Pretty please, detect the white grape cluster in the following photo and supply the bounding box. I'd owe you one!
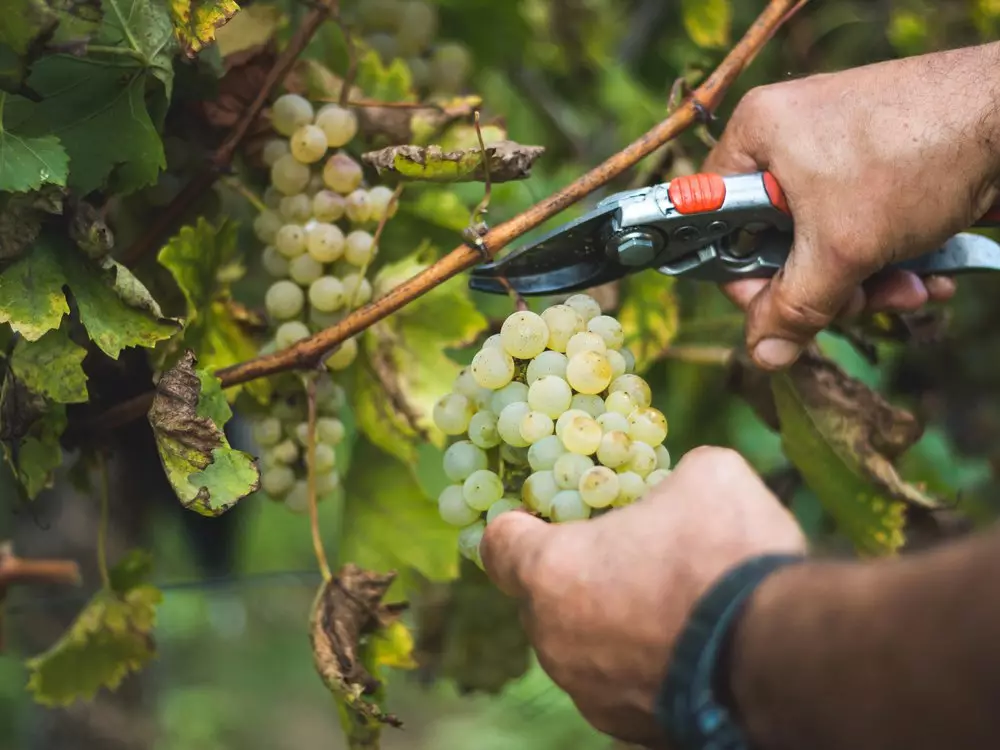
[433,294,672,567]
[348,0,472,96]
[253,92,398,372]
[251,376,347,513]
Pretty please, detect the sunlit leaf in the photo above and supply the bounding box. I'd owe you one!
[618,273,679,373]
[680,0,731,48]
[355,48,413,102]
[9,326,88,404]
[0,236,70,341]
[168,0,240,57]
[26,550,162,706]
[369,620,417,671]
[363,140,545,183]
[148,351,261,516]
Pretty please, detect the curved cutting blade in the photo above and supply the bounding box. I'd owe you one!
[892,232,1000,276]
[468,204,619,296]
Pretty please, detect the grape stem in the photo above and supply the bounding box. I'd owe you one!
[118,0,343,267]
[78,0,804,436]
[306,373,333,582]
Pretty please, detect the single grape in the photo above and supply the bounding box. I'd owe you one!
[443,440,489,482]
[345,189,372,223]
[616,471,646,506]
[315,104,358,147]
[500,311,549,359]
[497,401,531,448]
[275,224,306,258]
[309,276,345,313]
[570,393,605,418]
[271,153,311,195]
[271,93,314,136]
[655,444,672,470]
[523,470,559,515]
[554,409,593,440]
[367,185,398,221]
[344,230,376,266]
[486,497,523,525]
[566,350,613,395]
[316,378,347,414]
[541,304,585,352]
[551,490,591,522]
[429,42,472,94]
[579,466,619,509]
[561,414,602,455]
[407,55,430,89]
[587,315,625,349]
[628,406,669,446]
[284,481,310,514]
[491,381,529,415]
[526,351,568,384]
[276,320,311,349]
[261,465,295,497]
[279,193,312,223]
[310,309,344,330]
[262,246,290,278]
[306,223,345,263]
[294,421,311,446]
[605,390,637,417]
[468,410,501,449]
[453,368,493,409]
[463,469,504,511]
[482,333,503,349]
[527,375,572,419]
[566,331,608,359]
[646,469,672,488]
[439,484,482,526]
[625,441,657,477]
[289,254,323,286]
[366,31,399,62]
[265,280,305,320]
[270,439,299,465]
[527,434,566,472]
[434,393,474,435]
[309,443,337,473]
[597,430,632,469]
[262,138,290,167]
[457,520,486,563]
[263,186,282,209]
[620,347,636,373]
[553,452,594,490]
[607,349,628,379]
[597,411,630,433]
[520,411,555,444]
[253,210,282,243]
[317,417,345,445]
[323,152,363,194]
[290,124,328,163]
[341,273,373,307]
[316,471,340,495]
[609,374,652,408]
[395,0,438,55]
[312,190,346,222]
[318,339,353,372]
[252,417,283,447]
[564,293,602,322]
[471,347,515,390]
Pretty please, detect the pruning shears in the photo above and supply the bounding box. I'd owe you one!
[468,171,1000,296]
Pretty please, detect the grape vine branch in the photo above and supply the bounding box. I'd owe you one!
[83,0,803,436]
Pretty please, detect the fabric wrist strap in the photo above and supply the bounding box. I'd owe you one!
[655,553,806,750]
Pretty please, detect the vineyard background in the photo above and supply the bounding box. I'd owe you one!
[2,0,1000,749]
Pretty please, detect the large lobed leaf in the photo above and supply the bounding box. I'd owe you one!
[148,351,260,516]
[26,550,163,706]
[9,326,88,403]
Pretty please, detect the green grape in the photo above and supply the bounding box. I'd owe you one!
[605,390,637,417]
[434,393,474,435]
[429,42,472,94]
[262,245,287,279]
[265,280,305,320]
[271,153,311,195]
[597,411,629,433]
[395,0,438,55]
[341,273,373,307]
[289,253,323,286]
[294,422,311,446]
[261,465,295,497]
[252,417,283,447]
[497,401,531,448]
[628,406,668,446]
[526,350,568,384]
[570,393,605,418]
[625,441,657,477]
[253,210,282,244]
[316,378,347,414]
[609,374,652,408]
[316,471,340,495]
[367,185,398,221]
[471,346,515,390]
[519,411,554,444]
[527,434,566,472]
[615,471,646,506]
[365,31,399,62]
[490,381,529,415]
[579,466,619,509]
[457,520,486,564]
[345,189,372,223]
[309,443,337,473]
[307,223,345,263]
[344,230,376,265]
[655,444,672,470]
[551,490,591,522]
[323,152,363,194]
[587,315,625,349]
[309,276,345,312]
[279,193,312,223]
[271,93,314,136]
[554,408,592,439]
[500,310,549,359]
[527,375,572,419]
[566,350,613,395]
[444,440,489,482]
[290,124,328,163]
[312,190,347,222]
[486,497,523,524]
[553,452,594,490]
[453,368,493,410]
[607,349,627,379]
[276,320,311,349]
[566,331,608,358]
[482,334,503,349]
[318,417,345,445]
[407,56,431,89]
[564,293,602,322]
[500,443,529,466]
[263,186,282,209]
[270,439,299,464]
[324,337,358,371]
[522,470,559,515]
[284,481,310,513]
[541,304,585,352]
[560,414,602,455]
[439,484,482,526]
[275,224,307,258]
[261,138,290,167]
[620,347,636,373]
[315,104,358,148]
[646,469,672,489]
[463,469,504,511]
[468,410,501,449]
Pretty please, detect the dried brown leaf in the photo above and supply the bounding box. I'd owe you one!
[362,140,545,183]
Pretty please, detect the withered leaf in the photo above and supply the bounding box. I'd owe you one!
[362,140,545,183]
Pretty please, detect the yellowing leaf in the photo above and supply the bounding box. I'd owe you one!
[148,351,261,516]
[618,272,679,373]
[0,236,70,341]
[9,326,88,404]
[370,620,417,671]
[26,550,162,706]
[215,2,282,57]
[771,350,941,556]
[362,140,545,183]
[355,48,413,102]
[169,0,240,57]
[681,0,731,48]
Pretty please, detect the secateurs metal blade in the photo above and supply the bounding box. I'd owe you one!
[468,171,1000,297]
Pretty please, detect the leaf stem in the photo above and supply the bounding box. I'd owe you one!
[84,44,149,63]
[96,452,111,590]
[349,185,403,311]
[306,375,332,582]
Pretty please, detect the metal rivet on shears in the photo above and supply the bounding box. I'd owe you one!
[608,230,660,266]
[674,226,700,241]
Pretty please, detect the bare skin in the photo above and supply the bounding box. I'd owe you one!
[481,41,1000,750]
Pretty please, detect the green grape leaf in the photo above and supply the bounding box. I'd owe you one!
[771,349,943,556]
[148,351,261,516]
[362,140,545,183]
[157,217,267,402]
[680,0,731,48]
[341,437,460,595]
[9,326,88,404]
[0,237,70,341]
[355,48,413,102]
[618,272,679,373]
[1,397,66,499]
[354,251,488,465]
[99,0,176,92]
[0,0,59,54]
[403,188,473,233]
[0,94,69,193]
[26,550,162,706]
[168,0,240,58]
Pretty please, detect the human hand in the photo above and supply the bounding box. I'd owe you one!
[479,447,807,746]
[703,41,1000,371]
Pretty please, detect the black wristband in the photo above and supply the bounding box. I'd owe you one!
[655,553,806,750]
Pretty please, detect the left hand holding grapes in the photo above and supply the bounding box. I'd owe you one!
[480,446,807,746]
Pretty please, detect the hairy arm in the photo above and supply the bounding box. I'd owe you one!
[728,525,1000,750]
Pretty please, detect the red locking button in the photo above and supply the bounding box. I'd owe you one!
[668,173,727,215]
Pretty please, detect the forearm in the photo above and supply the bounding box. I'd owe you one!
[725,524,1000,750]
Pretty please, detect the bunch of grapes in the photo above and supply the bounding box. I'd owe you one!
[433,293,672,568]
[347,0,473,96]
[250,376,348,513]
[253,92,399,373]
